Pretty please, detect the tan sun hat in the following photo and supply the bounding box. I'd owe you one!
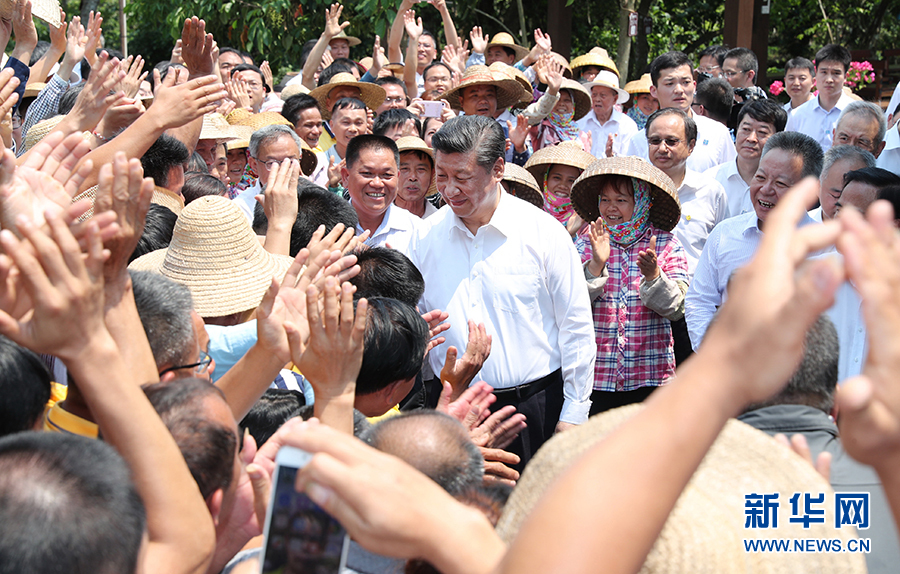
[1,0,61,26]
[384,62,405,77]
[225,125,254,151]
[524,140,595,186]
[358,57,373,72]
[199,113,238,142]
[231,111,292,131]
[569,46,620,79]
[308,72,386,120]
[584,69,629,105]
[22,114,64,153]
[502,163,542,208]
[625,73,653,95]
[558,78,592,121]
[485,32,530,62]
[151,186,185,216]
[442,65,525,112]
[396,136,437,196]
[23,82,46,99]
[570,156,680,231]
[496,404,867,574]
[128,195,294,318]
[280,82,309,101]
[549,51,573,79]
[488,62,533,107]
[330,29,361,47]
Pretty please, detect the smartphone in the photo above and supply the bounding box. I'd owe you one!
[421,100,444,118]
[260,446,350,574]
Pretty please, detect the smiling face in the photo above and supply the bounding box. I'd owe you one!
[545,164,582,198]
[376,84,407,115]
[434,149,503,232]
[423,65,452,100]
[293,107,324,148]
[417,35,437,67]
[398,150,434,205]
[553,90,574,116]
[650,64,695,112]
[226,148,248,184]
[459,85,498,117]
[590,85,617,121]
[486,46,516,66]
[331,106,368,151]
[343,146,399,224]
[749,148,804,223]
[735,116,776,162]
[634,93,658,117]
[785,67,814,101]
[598,177,636,225]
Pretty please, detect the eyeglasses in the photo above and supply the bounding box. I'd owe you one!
[648,137,684,148]
[255,157,301,170]
[698,65,720,74]
[159,349,213,376]
[244,81,263,90]
[723,70,749,79]
[384,96,407,104]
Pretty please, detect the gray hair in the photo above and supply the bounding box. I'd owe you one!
[431,115,505,170]
[130,271,196,370]
[835,101,887,150]
[761,131,824,179]
[248,124,303,159]
[821,144,876,181]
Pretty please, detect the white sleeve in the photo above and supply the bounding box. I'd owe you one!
[684,226,724,350]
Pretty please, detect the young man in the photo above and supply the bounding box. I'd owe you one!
[229,64,268,113]
[785,44,854,150]
[696,45,728,78]
[783,57,815,117]
[721,47,767,102]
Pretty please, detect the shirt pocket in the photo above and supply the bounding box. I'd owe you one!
[485,265,542,314]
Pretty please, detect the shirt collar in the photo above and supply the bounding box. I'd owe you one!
[448,186,509,238]
[884,124,900,151]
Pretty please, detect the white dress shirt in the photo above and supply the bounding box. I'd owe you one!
[876,124,900,176]
[673,169,729,275]
[407,190,596,424]
[826,278,866,384]
[624,112,736,172]
[353,202,423,255]
[233,180,263,222]
[785,92,854,150]
[577,108,639,158]
[704,159,753,219]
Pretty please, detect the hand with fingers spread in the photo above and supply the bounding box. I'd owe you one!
[587,218,610,276]
[82,11,103,66]
[323,3,350,40]
[420,308,449,355]
[507,113,528,154]
[225,76,252,111]
[150,69,226,130]
[258,158,300,256]
[47,9,67,53]
[55,51,125,135]
[404,9,423,42]
[437,380,493,426]
[94,97,144,140]
[469,26,487,54]
[119,55,148,98]
[470,405,527,450]
[180,17,217,78]
[10,0,38,64]
[327,156,342,188]
[440,320,491,401]
[59,15,88,81]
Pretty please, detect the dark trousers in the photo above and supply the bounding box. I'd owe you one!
[589,385,657,417]
[671,317,694,366]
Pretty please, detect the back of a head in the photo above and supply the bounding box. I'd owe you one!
[141,133,190,187]
[877,185,900,220]
[821,144,876,181]
[723,47,758,78]
[737,99,788,132]
[650,51,692,85]
[431,115,505,168]
[130,204,177,263]
[843,166,900,193]
[240,389,306,447]
[131,270,195,371]
[762,131,824,178]
[373,108,420,137]
[182,173,227,204]
[345,133,400,170]
[0,432,146,574]
[350,246,425,307]
[815,44,852,72]
[838,101,887,149]
[694,77,733,124]
[282,93,321,126]
[357,297,428,396]
[363,410,483,496]
[0,337,51,436]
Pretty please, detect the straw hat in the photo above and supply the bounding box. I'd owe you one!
[22,115,64,153]
[549,52,573,79]
[570,156,680,232]
[502,163,542,208]
[584,69,629,105]
[231,111,292,131]
[524,141,595,185]
[396,136,437,196]
[569,46,620,78]
[358,57,373,72]
[557,78,592,121]
[384,62,405,76]
[1,0,61,26]
[308,73,386,120]
[625,73,653,95]
[151,186,184,216]
[199,113,238,142]
[128,195,294,318]
[496,404,867,574]
[442,65,525,112]
[280,83,309,101]
[225,125,254,151]
[488,62,533,107]
[330,29,361,47]
[23,82,46,99]
[485,32,530,62]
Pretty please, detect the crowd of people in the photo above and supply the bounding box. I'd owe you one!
[3,0,900,572]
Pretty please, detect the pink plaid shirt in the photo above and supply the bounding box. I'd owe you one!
[591,226,689,392]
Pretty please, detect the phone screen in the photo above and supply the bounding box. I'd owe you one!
[260,464,348,574]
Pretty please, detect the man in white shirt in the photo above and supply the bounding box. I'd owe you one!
[706,100,787,218]
[624,51,735,172]
[785,44,854,150]
[685,131,823,348]
[342,135,422,253]
[407,115,595,466]
[235,125,306,221]
[878,119,900,175]
[576,69,638,157]
[811,145,875,222]
[782,57,816,118]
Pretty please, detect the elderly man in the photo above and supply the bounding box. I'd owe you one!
[811,144,876,222]
[576,69,638,157]
[624,51,735,172]
[832,101,886,157]
[233,125,305,221]
[686,131,823,348]
[408,115,595,467]
[785,44,854,150]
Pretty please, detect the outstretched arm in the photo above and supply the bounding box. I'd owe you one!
[302,3,349,90]
[387,0,415,64]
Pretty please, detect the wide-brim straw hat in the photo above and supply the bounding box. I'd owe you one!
[524,140,595,185]
[23,115,64,152]
[230,112,317,176]
[443,65,525,112]
[585,69,629,105]
[571,156,680,232]
[330,29,361,47]
[486,32,530,62]
[384,62,405,76]
[128,195,294,318]
[625,73,653,95]
[151,186,184,216]
[308,73,386,120]
[199,113,238,142]
[569,46,620,78]
[1,0,61,25]
[558,78,592,121]
[23,82,46,99]
[502,163,542,208]
[489,62,533,107]
[280,82,309,101]
[496,404,867,574]
[550,52,573,79]
[225,125,254,151]
[396,136,437,196]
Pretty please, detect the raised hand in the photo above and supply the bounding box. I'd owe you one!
[0,69,20,126]
[180,17,217,77]
[469,26,487,54]
[533,28,552,54]
[637,235,659,280]
[62,51,125,134]
[470,405,526,450]
[324,3,350,39]
[421,308,449,354]
[47,9,67,53]
[119,55,148,98]
[10,0,38,63]
[506,113,528,154]
[403,9,423,42]
[257,158,300,256]
[151,68,226,130]
[260,60,274,92]
[587,218,610,275]
[61,16,88,74]
[440,320,491,400]
[225,76,252,110]
[82,11,103,66]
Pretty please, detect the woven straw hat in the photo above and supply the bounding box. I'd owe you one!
[128,195,294,318]
[569,46,620,78]
[309,73,386,120]
[496,404,867,574]
[396,136,437,196]
[225,125,254,151]
[625,73,653,95]
[549,52,573,79]
[443,65,525,112]
[358,57,373,72]
[151,186,184,216]
[524,140,595,185]
[280,82,309,101]
[1,0,61,25]
[502,163,542,208]
[485,32,530,62]
[557,78,592,121]
[384,62,405,76]
[22,115,64,153]
[585,69,629,105]
[199,113,239,142]
[488,62,533,107]
[23,82,46,99]
[571,156,680,232]
[330,29,361,47]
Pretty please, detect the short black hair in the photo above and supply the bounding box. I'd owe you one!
[723,47,759,77]
[331,96,367,119]
[762,131,824,179]
[281,94,321,126]
[0,336,51,436]
[130,204,177,263]
[131,270,195,370]
[357,298,428,395]
[318,59,357,86]
[58,83,84,114]
[698,44,730,67]
[423,61,453,81]
[645,107,698,143]
[182,173,227,204]
[431,115,505,170]
[785,56,815,76]
[350,246,425,307]
[140,133,190,187]
[239,389,306,447]
[843,167,900,191]
[737,99,788,132]
[694,77,733,124]
[373,108,420,137]
[219,46,242,58]
[815,44,851,74]
[374,75,408,99]
[29,40,50,66]
[230,63,268,92]
[650,51,693,86]
[345,134,400,170]
[0,432,146,574]
[185,151,209,175]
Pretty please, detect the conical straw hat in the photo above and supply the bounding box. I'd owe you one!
[524,140,595,184]
[625,73,653,95]
[442,65,525,112]
[502,163,542,208]
[558,78,592,121]
[569,46,620,78]
[489,62,533,107]
[199,113,239,142]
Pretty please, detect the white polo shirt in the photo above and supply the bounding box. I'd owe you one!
[785,92,854,150]
[673,169,729,275]
[624,111,736,172]
[577,108,639,158]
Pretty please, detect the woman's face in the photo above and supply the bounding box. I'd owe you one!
[546,164,581,198]
[226,148,248,184]
[553,90,574,116]
[422,118,443,147]
[598,178,635,225]
[635,93,658,117]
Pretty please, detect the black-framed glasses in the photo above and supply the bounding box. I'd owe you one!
[255,157,301,170]
[648,137,684,148]
[159,349,213,376]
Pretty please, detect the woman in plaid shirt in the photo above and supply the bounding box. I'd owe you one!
[570,157,689,416]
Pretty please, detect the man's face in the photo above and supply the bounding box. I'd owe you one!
[836,180,879,215]
[647,114,694,174]
[486,46,515,66]
[750,148,804,223]
[434,150,503,228]
[722,57,753,89]
[342,146,398,223]
[398,151,434,204]
[234,70,265,112]
[325,85,362,115]
[249,135,301,186]
[634,93,658,117]
[735,116,775,162]
[459,85,498,117]
[816,60,847,101]
[650,64,695,111]
[219,52,244,77]
[376,84,407,115]
[331,107,368,149]
[196,139,217,171]
[417,35,437,67]
[833,113,883,156]
[819,157,867,220]
[381,119,419,141]
[785,67,814,101]
[590,85,617,120]
[226,148,247,184]
[423,66,452,100]
[294,107,323,148]
[697,55,722,78]
[329,38,350,60]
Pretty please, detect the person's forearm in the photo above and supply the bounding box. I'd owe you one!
[387,1,412,63]
[10,46,34,69]
[302,35,332,90]
[263,220,292,256]
[216,342,286,421]
[439,7,458,50]
[404,39,418,99]
[166,115,203,155]
[426,503,503,574]
[104,275,161,387]
[29,47,64,85]
[313,390,356,435]
[76,110,168,191]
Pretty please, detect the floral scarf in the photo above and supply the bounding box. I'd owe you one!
[227,163,258,199]
[602,178,652,246]
[627,105,650,130]
[542,168,575,225]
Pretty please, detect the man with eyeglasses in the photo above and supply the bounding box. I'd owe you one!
[696,45,728,79]
[233,125,305,221]
[374,76,409,115]
[230,64,268,113]
[721,47,767,103]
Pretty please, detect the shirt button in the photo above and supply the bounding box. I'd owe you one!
[685,214,692,221]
